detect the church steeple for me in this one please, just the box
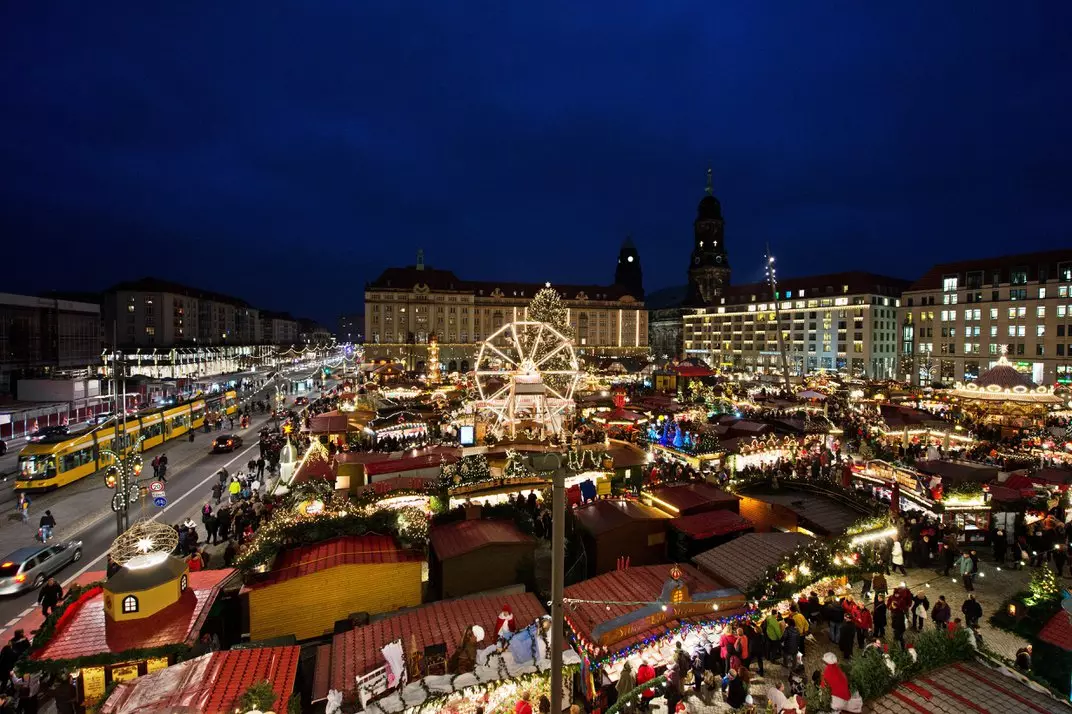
[615,236,644,298]
[686,167,731,306]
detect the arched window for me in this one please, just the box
[122,595,139,613]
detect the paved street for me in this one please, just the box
[0,378,322,633]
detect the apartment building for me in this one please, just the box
[683,272,907,379]
[900,250,1072,386]
[260,311,300,346]
[0,292,102,392]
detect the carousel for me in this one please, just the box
[943,348,1062,433]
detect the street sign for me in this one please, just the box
[149,480,165,494]
[153,496,168,508]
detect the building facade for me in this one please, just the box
[0,292,102,393]
[364,245,647,370]
[103,278,302,348]
[900,250,1072,386]
[683,272,907,379]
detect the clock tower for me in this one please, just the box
[686,168,731,305]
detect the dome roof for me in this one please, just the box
[974,355,1037,390]
[280,440,299,464]
[697,195,722,221]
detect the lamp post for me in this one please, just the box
[527,451,570,713]
[101,436,145,536]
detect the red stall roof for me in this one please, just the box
[430,519,535,560]
[671,510,754,539]
[249,535,422,589]
[101,646,300,714]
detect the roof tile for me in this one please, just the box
[692,532,812,591]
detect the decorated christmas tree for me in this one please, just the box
[1028,564,1060,605]
[528,287,573,339]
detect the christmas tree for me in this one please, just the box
[1028,564,1060,605]
[528,287,573,339]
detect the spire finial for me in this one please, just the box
[705,167,713,196]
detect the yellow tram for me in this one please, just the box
[14,394,222,491]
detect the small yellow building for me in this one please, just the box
[245,535,423,641]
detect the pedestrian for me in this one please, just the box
[961,594,982,629]
[38,510,56,542]
[838,613,856,661]
[890,538,907,575]
[871,572,888,599]
[854,605,872,649]
[911,592,930,631]
[1015,645,1032,672]
[781,617,801,668]
[1055,545,1068,577]
[17,493,30,523]
[212,482,223,505]
[205,512,218,545]
[957,551,975,591]
[37,577,63,616]
[891,606,907,648]
[257,457,265,478]
[931,595,951,630]
[763,608,783,663]
[993,529,1007,565]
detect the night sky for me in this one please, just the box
[2,3,1070,326]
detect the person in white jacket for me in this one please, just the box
[890,539,906,575]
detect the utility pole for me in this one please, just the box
[765,245,793,394]
[529,452,567,712]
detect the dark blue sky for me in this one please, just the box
[2,3,1070,326]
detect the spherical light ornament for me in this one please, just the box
[109,519,180,566]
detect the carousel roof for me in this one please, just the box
[945,352,1061,403]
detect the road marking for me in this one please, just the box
[4,618,19,627]
[60,439,264,586]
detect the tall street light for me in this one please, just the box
[102,435,145,536]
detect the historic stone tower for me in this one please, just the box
[686,168,731,305]
[614,236,644,298]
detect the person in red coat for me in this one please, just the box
[515,691,533,714]
[853,607,873,649]
[636,659,656,710]
[820,652,852,711]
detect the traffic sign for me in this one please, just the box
[149,480,165,493]
[153,496,168,508]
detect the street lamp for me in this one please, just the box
[102,436,145,536]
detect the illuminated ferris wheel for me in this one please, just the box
[475,321,579,439]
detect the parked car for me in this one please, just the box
[211,434,243,453]
[0,541,83,595]
[28,425,69,443]
[293,396,309,406]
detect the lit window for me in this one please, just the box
[1037,306,1046,318]
[122,595,138,613]
[990,308,997,320]
[1037,325,1046,337]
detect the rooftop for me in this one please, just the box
[571,499,671,537]
[914,459,999,485]
[743,491,864,536]
[1038,609,1072,652]
[367,266,641,303]
[100,646,300,714]
[321,591,547,694]
[865,660,1063,714]
[429,519,536,560]
[32,569,233,663]
[563,564,735,651]
[644,482,739,516]
[670,510,754,540]
[249,535,423,589]
[692,532,812,591]
[715,271,910,305]
[906,249,1072,292]
[106,277,251,308]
